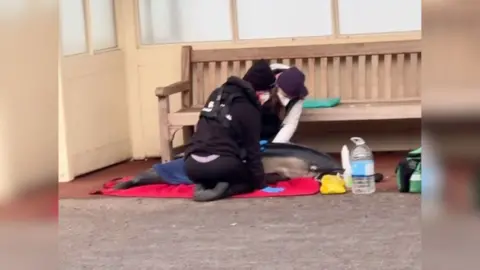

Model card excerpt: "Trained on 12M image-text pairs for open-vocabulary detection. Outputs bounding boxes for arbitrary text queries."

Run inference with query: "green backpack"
[396,148,421,193]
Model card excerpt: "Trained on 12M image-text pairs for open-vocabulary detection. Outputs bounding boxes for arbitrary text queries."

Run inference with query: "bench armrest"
[155,80,191,98]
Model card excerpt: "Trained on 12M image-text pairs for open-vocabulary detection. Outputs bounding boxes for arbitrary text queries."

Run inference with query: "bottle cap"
[350,137,366,146]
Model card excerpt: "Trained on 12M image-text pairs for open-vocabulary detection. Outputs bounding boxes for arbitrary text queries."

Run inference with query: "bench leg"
[158,96,173,163]
[160,125,186,163]
[182,126,194,145]
[159,126,173,163]
[157,96,193,163]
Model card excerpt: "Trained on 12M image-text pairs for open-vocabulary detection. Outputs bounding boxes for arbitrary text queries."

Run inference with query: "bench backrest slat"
[187,40,421,106]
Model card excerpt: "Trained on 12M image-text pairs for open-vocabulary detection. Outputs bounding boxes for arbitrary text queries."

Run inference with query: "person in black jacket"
[184,60,277,202]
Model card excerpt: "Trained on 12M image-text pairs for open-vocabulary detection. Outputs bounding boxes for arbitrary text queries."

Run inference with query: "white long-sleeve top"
[267,63,303,143]
[272,99,303,143]
[270,63,291,72]
[259,91,304,143]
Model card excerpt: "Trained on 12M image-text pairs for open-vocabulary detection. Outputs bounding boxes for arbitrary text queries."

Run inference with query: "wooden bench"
[155,40,422,162]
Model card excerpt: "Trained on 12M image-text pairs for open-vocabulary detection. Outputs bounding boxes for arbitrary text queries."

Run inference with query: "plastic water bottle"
[350,137,375,194]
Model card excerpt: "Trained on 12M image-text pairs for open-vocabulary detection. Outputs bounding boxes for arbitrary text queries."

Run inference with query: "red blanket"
[92,177,320,198]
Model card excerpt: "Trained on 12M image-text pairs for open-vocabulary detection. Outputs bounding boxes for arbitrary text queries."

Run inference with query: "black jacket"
[185,76,265,187]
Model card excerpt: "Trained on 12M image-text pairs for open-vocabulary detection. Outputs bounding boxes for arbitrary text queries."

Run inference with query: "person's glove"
[259,140,268,151]
[261,186,285,193]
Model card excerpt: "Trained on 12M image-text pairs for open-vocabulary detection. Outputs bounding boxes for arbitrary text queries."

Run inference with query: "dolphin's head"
[261,143,343,177]
[262,156,315,179]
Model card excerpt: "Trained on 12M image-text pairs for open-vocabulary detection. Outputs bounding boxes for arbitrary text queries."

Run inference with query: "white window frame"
[136,0,234,45]
[87,0,119,52]
[61,0,119,57]
[60,0,89,56]
[134,0,422,46]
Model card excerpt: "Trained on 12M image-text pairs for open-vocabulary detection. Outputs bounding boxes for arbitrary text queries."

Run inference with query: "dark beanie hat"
[242,59,276,91]
[276,67,309,99]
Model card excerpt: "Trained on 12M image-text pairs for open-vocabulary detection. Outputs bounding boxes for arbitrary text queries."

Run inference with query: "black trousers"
[184,155,254,194]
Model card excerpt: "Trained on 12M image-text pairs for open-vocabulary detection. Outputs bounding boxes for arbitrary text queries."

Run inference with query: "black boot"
[193,182,230,202]
[113,169,163,190]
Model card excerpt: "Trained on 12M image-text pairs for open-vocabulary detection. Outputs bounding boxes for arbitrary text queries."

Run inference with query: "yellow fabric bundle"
[320,174,347,195]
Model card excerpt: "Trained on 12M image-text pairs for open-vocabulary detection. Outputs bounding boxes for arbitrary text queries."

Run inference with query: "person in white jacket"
[256,64,308,143]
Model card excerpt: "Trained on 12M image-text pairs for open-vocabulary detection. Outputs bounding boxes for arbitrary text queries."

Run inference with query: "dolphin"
[261,143,343,180]
[262,143,383,182]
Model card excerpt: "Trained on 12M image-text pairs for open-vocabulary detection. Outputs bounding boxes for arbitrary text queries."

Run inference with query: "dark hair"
[264,87,286,120]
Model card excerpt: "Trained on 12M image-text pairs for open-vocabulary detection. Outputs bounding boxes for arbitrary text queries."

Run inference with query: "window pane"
[89,0,117,50]
[338,0,421,35]
[236,0,332,40]
[60,0,87,56]
[138,0,232,44]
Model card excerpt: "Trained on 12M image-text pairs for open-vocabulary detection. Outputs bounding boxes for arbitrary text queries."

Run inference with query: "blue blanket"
[152,158,192,185]
[151,158,284,193]
[153,141,269,185]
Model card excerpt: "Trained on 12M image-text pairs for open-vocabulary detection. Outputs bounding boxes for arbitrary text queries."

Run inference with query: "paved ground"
[59,193,421,270]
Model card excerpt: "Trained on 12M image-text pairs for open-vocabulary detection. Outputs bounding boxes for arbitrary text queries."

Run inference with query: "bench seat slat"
[168,101,421,126]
